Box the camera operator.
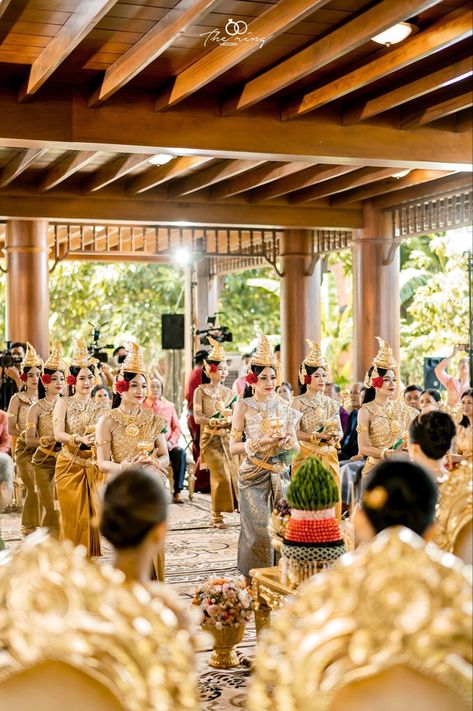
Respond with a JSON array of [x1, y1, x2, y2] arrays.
[[0, 342, 26, 411]]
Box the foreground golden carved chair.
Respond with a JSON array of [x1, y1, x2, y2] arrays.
[[248, 527, 472, 711], [435, 461, 473, 564], [0, 532, 200, 711]]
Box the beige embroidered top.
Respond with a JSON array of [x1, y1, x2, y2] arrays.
[[358, 400, 417, 449], [456, 425, 472, 460], [109, 408, 166, 463], [13, 393, 36, 433], [196, 384, 234, 418], [292, 392, 340, 433], [244, 396, 301, 441], [62, 397, 109, 436], [35, 399, 56, 439]]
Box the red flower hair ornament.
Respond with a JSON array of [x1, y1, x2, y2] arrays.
[[41, 374, 52, 385], [304, 374, 312, 385], [115, 379, 130, 394], [245, 372, 258, 385], [372, 375, 384, 389], [66, 375, 77, 386], [209, 363, 218, 373], [20, 372, 28, 383]]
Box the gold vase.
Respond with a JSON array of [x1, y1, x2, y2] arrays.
[[202, 621, 246, 669]]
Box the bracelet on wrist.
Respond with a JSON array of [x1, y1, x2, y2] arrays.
[[381, 447, 388, 459]]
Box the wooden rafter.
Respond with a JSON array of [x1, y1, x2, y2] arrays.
[[89, 0, 221, 107], [456, 109, 473, 132], [0, 148, 48, 188], [155, 0, 330, 111], [283, 6, 473, 119], [401, 86, 473, 128], [83, 154, 154, 192], [37, 151, 100, 192], [330, 169, 455, 205], [372, 172, 473, 208], [343, 55, 473, 124], [126, 156, 213, 195], [290, 167, 399, 203], [222, 0, 442, 115], [210, 162, 312, 200], [19, 0, 119, 102], [251, 165, 360, 202], [0, 0, 12, 20], [167, 160, 267, 198]]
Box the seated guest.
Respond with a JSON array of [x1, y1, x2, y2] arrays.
[[101, 466, 168, 585], [420, 388, 441, 413], [0, 410, 10, 453], [339, 384, 365, 508], [355, 459, 437, 544], [144, 374, 187, 504], [403, 384, 423, 411], [408, 411, 456, 482], [451, 388, 473, 465], [325, 382, 348, 433], [275, 381, 293, 403], [91, 384, 111, 404], [0, 453, 14, 549]]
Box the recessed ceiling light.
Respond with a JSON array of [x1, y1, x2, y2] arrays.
[[393, 169, 411, 179], [372, 22, 415, 47], [148, 154, 174, 166]]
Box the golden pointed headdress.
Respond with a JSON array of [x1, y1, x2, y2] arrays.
[[21, 342, 43, 370], [303, 340, 327, 369], [121, 342, 148, 376], [206, 335, 226, 363], [43, 342, 66, 372], [70, 338, 96, 369], [250, 333, 276, 368], [364, 337, 398, 389]]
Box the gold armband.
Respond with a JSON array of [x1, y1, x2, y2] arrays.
[[230, 429, 243, 441], [356, 424, 368, 434], [95, 439, 110, 447], [68, 434, 80, 448], [26, 421, 35, 430]]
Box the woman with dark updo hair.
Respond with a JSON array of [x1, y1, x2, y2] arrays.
[[53, 340, 110, 557], [230, 334, 300, 579], [96, 342, 169, 581], [408, 410, 456, 481]]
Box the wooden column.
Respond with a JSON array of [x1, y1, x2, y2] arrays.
[[195, 257, 210, 329], [280, 230, 321, 389], [352, 202, 400, 381], [184, 265, 194, 379], [5, 219, 49, 358]]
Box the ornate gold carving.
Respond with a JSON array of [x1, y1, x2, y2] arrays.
[[0, 533, 200, 711], [248, 527, 472, 711], [435, 461, 473, 553]]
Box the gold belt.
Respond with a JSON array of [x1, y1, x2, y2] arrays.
[[247, 454, 285, 473], [37, 446, 59, 460], [60, 444, 97, 469]]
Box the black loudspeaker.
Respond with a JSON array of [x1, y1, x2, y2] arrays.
[[423, 357, 445, 391], [161, 314, 185, 350]]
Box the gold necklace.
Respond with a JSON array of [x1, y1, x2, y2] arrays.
[[118, 405, 142, 438]]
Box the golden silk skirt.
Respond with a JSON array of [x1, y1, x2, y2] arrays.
[[55, 444, 103, 558], [292, 441, 342, 520], [200, 427, 238, 515], [153, 551, 165, 583], [15, 433, 41, 532], [32, 445, 60, 536]]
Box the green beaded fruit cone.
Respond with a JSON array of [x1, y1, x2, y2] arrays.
[[286, 456, 339, 511]]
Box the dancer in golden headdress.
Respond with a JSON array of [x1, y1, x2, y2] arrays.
[[357, 337, 417, 479], [96, 342, 169, 580], [230, 334, 300, 578], [194, 336, 238, 528], [7, 343, 42, 534], [25, 344, 66, 535], [292, 340, 342, 518], [53, 339, 110, 556]]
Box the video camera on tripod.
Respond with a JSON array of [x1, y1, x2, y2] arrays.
[[88, 322, 114, 363], [196, 315, 233, 346], [0, 343, 23, 369]]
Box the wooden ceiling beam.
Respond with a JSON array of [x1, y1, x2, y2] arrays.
[[343, 55, 473, 124], [37, 151, 100, 192], [371, 172, 473, 208], [290, 167, 400, 204], [83, 153, 154, 192], [222, 0, 442, 115], [0, 0, 12, 20], [0, 91, 470, 170], [19, 0, 119, 102], [155, 0, 330, 111], [0, 148, 48, 188], [401, 86, 473, 129], [89, 0, 220, 107], [283, 6, 473, 119], [167, 159, 267, 198], [126, 156, 213, 195], [0, 191, 362, 230], [330, 169, 455, 205], [251, 165, 360, 201], [456, 108, 473, 133], [210, 162, 312, 200]]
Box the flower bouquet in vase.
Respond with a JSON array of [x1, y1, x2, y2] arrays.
[[192, 575, 253, 668]]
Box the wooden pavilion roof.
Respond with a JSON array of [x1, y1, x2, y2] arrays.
[[0, 0, 471, 237]]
